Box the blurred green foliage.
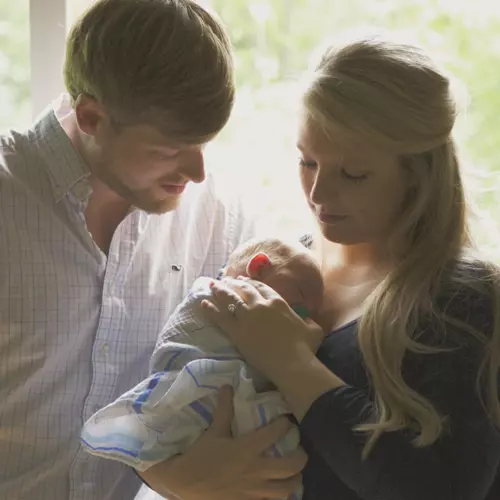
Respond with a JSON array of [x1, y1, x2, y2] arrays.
[[0, 0, 498, 250]]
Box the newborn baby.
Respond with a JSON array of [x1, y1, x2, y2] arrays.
[[81, 237, 324, 499]]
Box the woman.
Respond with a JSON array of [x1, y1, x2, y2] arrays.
[[202, 35, 500, 499]]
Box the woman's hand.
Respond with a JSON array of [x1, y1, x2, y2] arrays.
[[202, 278, 346, 422], [201, 277, 325, 382], [138, 386, 307, 499]]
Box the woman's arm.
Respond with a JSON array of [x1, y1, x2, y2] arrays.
[[272, 347, 499, 500], [261, 345, 346, 421], [203, 278, 500, 500]]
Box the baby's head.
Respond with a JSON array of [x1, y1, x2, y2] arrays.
[[223, 238, 324, 319]]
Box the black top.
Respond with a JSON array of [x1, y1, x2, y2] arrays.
[[299, 264, 500, 500]]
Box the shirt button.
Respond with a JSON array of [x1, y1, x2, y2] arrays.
[[102, 343, 110, 354]]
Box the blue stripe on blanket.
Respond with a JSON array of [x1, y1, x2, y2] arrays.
[[80, 435, 140, 458], [134, 355, 244, 415], [189, 400, 213, 425], [133, 372, 163, 414]]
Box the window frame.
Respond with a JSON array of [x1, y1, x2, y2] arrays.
[[29, 0, 67, 119]]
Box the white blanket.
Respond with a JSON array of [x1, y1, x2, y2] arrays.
[[81, 278, 302, 499]]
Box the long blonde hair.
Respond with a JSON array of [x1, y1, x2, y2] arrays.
[[302, 34, 500, 458]]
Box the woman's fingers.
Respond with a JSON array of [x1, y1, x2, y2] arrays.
[[208, 281, 249, 312], [212, 278, 285, 308], [237, 279, 285, 303], [220, 277, 264, 305]]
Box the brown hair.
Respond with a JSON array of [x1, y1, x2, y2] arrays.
[[64, 0, 235, 143]]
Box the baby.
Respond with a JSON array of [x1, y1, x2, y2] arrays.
[[81, 237, 324, 499]]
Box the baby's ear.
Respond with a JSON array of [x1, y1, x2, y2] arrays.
[[246, 252, 272, 279]]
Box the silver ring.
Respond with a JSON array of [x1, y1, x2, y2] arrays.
[[227, 303, 237, 316]]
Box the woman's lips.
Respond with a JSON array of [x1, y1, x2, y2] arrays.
[[318, 212, 349, 224]]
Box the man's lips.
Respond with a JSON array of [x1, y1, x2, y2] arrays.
[[160, 183, 186, 195]]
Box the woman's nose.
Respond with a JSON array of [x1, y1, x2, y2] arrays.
[[310, 169, 339, 205]]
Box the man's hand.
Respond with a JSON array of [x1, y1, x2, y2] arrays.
[[138, 386, 307, 499]]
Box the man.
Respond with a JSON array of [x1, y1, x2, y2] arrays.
[[0, 1, 306, 499]]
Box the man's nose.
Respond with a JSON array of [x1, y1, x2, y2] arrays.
[[180, 149, 205, 184]]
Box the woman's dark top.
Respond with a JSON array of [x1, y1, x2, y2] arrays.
[[300, 262, 500, 500]]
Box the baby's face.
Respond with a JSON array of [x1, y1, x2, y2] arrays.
[[224, 246, 324, 318], [261, 254, 324, 318]]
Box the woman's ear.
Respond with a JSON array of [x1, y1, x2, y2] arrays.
[[246, 253, 272, 279]]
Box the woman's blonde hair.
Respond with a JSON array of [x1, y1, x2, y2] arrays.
[[302, 33, 500, 458]]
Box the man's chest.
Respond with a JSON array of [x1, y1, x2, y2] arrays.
[[0, 198, 229, 402]]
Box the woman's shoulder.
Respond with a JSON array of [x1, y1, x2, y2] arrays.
[[422, 257, 498, 351], [407, 258, 499, 415], [436, 258, 496, 326]]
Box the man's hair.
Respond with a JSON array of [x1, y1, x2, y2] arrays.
[[64, 0, 235, 143]]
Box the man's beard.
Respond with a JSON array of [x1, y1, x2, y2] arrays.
[[111, 179, 181, 214], [96, 162, 182, 214]]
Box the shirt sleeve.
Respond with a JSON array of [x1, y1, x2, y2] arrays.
[[300, 284, 500, 500]]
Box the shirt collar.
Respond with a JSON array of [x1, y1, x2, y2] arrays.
[[32, 94, 91, 204]]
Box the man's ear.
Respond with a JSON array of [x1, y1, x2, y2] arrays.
[[246, 252, 272, 279], [74, 94, 109, 138]]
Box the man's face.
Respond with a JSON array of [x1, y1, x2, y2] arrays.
[[76, 97, 207, 214]]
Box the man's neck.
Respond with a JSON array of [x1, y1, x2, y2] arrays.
[[60, 110, 130, 209], [60, 110, 131, 253]]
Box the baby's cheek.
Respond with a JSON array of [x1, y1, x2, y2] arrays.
[[262, 277, 293, 303]]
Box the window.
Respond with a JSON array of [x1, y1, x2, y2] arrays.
[[67, 0, 93, 23], [0, 0, 30, 130], [1, 0, 499, 251]]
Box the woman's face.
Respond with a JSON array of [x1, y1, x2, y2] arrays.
[[297, 117, 411, 246]]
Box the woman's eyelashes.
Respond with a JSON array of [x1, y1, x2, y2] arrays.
[[298, 158, 368, 183], [341, 169, 368, 182], [298, 158, 317, 169]]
